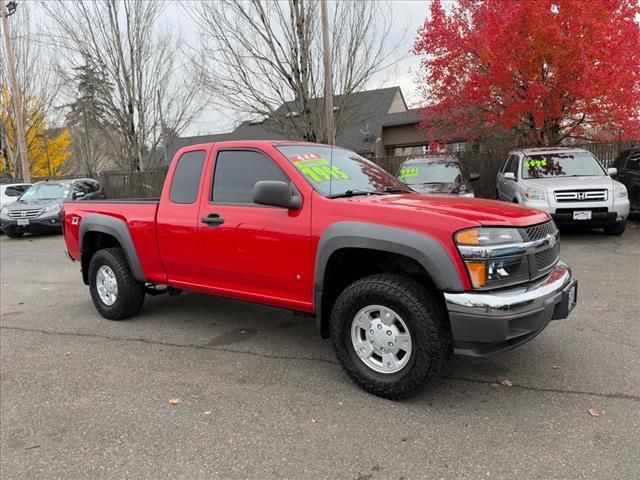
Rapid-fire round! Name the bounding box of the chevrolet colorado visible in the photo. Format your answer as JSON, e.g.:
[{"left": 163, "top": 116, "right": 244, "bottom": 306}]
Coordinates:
[{"left": 63, "top": 141, "right": 578, "bottom": 399}]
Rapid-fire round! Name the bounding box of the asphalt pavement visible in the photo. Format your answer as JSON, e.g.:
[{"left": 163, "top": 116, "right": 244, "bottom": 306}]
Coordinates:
[{"left": 1, "top": 224, "right": 639, "bottom": 479}]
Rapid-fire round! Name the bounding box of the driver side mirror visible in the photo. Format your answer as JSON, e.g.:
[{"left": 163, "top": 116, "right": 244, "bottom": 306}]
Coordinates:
[
  {"left": 253, "top": 181, "right": 301, "bottom": 209},
  {"left": 469, "top": 172, "right": 480, "bottom": 181},
  {"left": 607, "top": 167, "right": 617, "bottom": 176},
  {"left": 504, "top": 172, "right": 516, "bottom": 181}
]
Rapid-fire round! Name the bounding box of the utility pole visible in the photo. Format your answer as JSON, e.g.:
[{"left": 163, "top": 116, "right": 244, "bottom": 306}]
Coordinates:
[
  {"left": 320, "top": 0, "right": 335, "bottom": 145},
  {"left": 2, "top": 1, "right": 30, "bottom": 182},
  {"left": 157, "top": 90, "right": 169, "bottom": 166}
]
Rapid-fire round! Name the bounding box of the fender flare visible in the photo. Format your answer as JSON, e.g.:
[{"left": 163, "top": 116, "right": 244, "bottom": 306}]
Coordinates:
[
  {"left": 314, "top": 221, "right": 464, "bottom": 336},
  {"left": 79, "top": 213, "right": 146, "bottom": 282}
]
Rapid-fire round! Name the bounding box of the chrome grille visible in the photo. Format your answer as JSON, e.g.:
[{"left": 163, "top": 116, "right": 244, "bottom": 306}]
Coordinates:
[
  {"left": 525, "top": 221, "right": 557, "bottom": 241},
  {"left": 535, "top": 243, "right": 559, "bottom": 270},
  {"left": 554, "top": 189, "right": 607, "bottom": 202},
  {"left": 8, "top": 209, "right": 43, "bottom": 219}
]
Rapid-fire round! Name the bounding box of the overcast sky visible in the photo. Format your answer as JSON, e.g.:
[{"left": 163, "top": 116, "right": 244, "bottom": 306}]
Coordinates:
[{"left": 161, "top": 0, "right": 431, "bottom": 136}]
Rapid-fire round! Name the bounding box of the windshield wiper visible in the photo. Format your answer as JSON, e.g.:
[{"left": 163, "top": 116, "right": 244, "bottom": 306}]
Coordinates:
[
  {"left": 329, "top": 189, "right": 387, "bottom": 199},
  {"left": 382, "top": 186, "right": 411, "bottom": 193}
]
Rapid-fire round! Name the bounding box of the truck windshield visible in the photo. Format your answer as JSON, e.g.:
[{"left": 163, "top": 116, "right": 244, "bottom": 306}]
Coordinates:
[
  {"left": 19, "top": 183, "right": 69, "bottom": 201},
  {"left": 398, "top": 161, "right": 463, "bottom": 185},
  {"left": 522, "top": 152, "right": 606, "bottom": 179},
  {"left": 276, "top": 145, "right": 411, "bottom": 198}
]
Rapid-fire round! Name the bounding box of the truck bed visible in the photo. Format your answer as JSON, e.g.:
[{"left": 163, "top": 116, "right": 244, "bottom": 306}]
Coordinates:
[{"left": 63, "top": 200, "right": 166, "bottom": 284}]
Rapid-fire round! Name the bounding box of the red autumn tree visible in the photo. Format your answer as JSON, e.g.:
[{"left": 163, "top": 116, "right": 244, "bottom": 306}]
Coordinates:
[{"left": 413, "top": 0, "right": 640, "bottom": 146}]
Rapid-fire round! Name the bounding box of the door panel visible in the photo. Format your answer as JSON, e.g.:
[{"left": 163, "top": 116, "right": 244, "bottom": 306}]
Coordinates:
[
  {"left": 195, "top": 148, "right": 313, "bottom": 309},
  {"left": 156, "top": 150, "right": 208, "bottom": 283}
]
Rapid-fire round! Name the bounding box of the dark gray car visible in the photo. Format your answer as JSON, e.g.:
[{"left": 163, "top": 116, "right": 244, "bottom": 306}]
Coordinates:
[
  {"left": 396, "top": 155, "right": 479, "bottom": 197},
  {"left": 0, "top": 178, "right": 105, "bottom": 238}
]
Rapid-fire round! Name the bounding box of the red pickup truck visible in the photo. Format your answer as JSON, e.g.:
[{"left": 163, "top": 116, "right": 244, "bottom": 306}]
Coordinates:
[{"left": 63, "top": 141, "right": 577, "bottom": 399}]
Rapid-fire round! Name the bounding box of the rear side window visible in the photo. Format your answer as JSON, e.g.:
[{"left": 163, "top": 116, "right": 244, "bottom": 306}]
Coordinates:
[
  {"left": 212, "top": 150, "right": 287, "bottom": 204},
  {"left": 170, "top": 151, "right": 206, "bottom": 204}
]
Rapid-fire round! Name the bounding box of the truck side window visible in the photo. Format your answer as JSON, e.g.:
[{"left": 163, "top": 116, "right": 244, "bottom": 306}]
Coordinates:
[
  {"left": 627, "top": 153, "right": 640, "bottom": 171},
  {"left": 212, "top": 150, "right": 288, "bottom": 204},
  {"left": 170, "top": 151, "right": 206, "bottom": 204}
]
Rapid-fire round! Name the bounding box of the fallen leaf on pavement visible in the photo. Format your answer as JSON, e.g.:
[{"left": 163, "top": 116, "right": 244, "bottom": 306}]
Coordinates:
[
  {"left": 588, "top": 409, "right": 600, "bottom": 417},
  {"left": 501, "top": 380, "right": 513, "bottom": 387},
  {"left": 489, "top": 383, "right": 500, "bottom": 388},
  {"left": 168, "top": 398, "right": 182, "bottom": 405},
  {"left": 552, "top": 365, "right": 560, "bottom": 369},
  {"left": 311, "top": 418, "right": 317, "bottom": 424},
  {"left": 202, "top": 410, "right": 212, "bottom": 416}
]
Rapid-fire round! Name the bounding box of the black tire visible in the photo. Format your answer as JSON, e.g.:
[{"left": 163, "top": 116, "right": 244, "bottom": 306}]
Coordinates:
[
  {"left": 604, "top": 221, "right": 626, "bottom": 236},
  {"left": 88, "top": 248, "right": 145, "bottom": 320},
  {"left": 330, "top": 274, "right": 451, "bottom": 400},
  {"left": 5, "top": 230, "right": 24, "bottom": 238}
]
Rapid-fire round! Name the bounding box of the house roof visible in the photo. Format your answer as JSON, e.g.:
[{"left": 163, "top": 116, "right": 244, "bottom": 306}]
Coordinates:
[
  {"left": 166, "top": 87, "right": 404, "bottom": 164},
  {"left": 383, "top": 109, "right": 422, "bottom": 127}
]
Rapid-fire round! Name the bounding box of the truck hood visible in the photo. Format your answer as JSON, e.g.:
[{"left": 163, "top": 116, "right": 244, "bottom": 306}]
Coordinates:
[
  {"left": 340, "top": 194, "right": 549, "bottom": 227},
  {"left": 520, "top": 175, "right": 613, "bottom": 191}
]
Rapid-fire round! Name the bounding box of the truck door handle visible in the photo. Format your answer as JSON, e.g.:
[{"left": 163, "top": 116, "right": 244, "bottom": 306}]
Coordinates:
[{"left": 201, "top": 213, "right": 225, "bottom": 226}]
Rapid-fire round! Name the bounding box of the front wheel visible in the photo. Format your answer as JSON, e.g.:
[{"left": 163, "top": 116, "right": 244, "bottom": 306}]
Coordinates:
[
  {"left": 330, "top": 274, "right": 451, "bottom": 400},
  {"left": 88, "top": 248, "right": 145, "bottom": 320},
  {"left": 604, "top": 221, "right": 626, "bottom": 236}
]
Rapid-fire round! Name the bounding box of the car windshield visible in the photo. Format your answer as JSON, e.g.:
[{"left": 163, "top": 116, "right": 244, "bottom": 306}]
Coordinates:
[
  {"left": 522, "top": 152, "right": 605, "bottom": 179},
  {"left": 18, "top": 183, "right": 69, "bottom": 201},
  {"left": 398, "top": 160, "right": 463, "bottom": 185},
  {"left": 276, "top": 145, "right": 411, "bottom": 198}
]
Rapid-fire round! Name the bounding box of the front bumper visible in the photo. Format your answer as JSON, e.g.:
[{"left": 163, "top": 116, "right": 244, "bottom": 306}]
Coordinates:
[
  {"left": 0, "top": 215, "right": 63, "bottom": 234},
  {"left": 524, "top": 198, "right": 630, "bottom": 226},
  {"left": 444, "top": 261, "right": 577, "bottom": 357}
]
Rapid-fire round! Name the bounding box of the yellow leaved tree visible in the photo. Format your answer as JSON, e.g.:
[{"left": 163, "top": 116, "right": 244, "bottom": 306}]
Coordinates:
[{"left": 1, "top": 86, "right": 71, "bottom": 178}]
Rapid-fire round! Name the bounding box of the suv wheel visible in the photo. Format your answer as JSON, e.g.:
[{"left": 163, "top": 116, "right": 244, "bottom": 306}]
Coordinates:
[
  {"left": 604, "top": 221, "right": 626, "bottom": 236},
  {"left": 88, "top": 248, "right": 145, "bottom": 320},
  {"left": 330, "top": 274, "right": 451, "bottom": 400}
]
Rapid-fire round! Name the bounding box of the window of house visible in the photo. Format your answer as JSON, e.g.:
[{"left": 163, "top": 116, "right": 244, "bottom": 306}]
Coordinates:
[
  {"left": 212, "top": 150, "right": 288, "bottom": 204},
  {"left": 169, "top": 151, "right": 206, "bottom": 204}
]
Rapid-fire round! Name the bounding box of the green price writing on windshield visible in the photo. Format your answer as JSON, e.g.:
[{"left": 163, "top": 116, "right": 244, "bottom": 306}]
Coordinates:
[
  {"left": 399, "top": 167, "right": 421, "bottom": 178},
  {"left": 293, "top": 157, "right": 350, "bottom": 183},
  {"left": 525, "top": 159, "right": 547, "bottom": 168}
]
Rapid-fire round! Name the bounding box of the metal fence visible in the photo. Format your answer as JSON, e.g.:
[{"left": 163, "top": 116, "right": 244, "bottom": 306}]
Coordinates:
[{"left": 85, "top": 141, "right": 638, "bottom": 200}]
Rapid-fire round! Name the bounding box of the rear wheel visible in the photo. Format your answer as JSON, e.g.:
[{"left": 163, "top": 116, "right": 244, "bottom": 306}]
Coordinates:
[
  {"left": 88, "top": 248, "right": 145, "bottom": 320},
  {"left": 330, "top": 274, "right": 451, "bottom": 400},
  {"left": 604, "top": 221, "right": 626, "bottom": 236}
]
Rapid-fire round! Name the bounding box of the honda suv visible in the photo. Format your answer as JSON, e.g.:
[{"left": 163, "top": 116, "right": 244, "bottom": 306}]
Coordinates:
[{"left": 496, "top": 147, "right": 629, "bottom": 235}]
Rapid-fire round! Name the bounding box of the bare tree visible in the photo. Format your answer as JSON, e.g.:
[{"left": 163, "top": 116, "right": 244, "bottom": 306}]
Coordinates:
[
  {"left": 189, "top": 0, "right": 405, "bottom": 143},
  {"left": 43, "top": 0, "right": 205, "bottom": 172},
  {"left": 1, "top": 2, "right": 59, "bottom": 178}
]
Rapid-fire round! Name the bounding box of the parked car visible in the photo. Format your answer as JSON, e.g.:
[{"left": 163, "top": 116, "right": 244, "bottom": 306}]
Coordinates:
[
  {"left": 0, "top": 178, "right": 104, "bottom": 238},
  {"left": 396, "top": 155, "right": 479, "bottom": 197},
  {"left": 0, "top": 183, "right": 31, "bottom": 209},
  {"left": 610, "top": 146, "right": 640, "bottom": 212},
  {"left": 496, "top": 147, "right": 629, "bottom": 235},
  {"left": 63, "top": 141, "right": 577, "bottom": 400}
]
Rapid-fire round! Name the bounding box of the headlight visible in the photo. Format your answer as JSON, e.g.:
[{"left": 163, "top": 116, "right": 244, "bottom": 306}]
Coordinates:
[
  {"left": 524, "top": 187, "right": 545, "bottom": 201},
  {"left": 455, "top": 227, "right": 530, "bottom": 289},
  {"left": 43, "top": 203, "right": 61, "bottom": 214},
  {"left": 614, "top": 184, "right": 628, "bottom": 199}
]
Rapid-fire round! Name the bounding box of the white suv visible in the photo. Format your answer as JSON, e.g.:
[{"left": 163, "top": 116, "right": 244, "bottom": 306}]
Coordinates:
[{"left": 496, "top": 147, "right": 629, "bottom": 235}]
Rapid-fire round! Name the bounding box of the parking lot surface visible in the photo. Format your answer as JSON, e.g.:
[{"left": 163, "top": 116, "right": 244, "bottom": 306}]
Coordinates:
[{"left": 1, "top": 225, "right": 639, "bottom": 479}]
